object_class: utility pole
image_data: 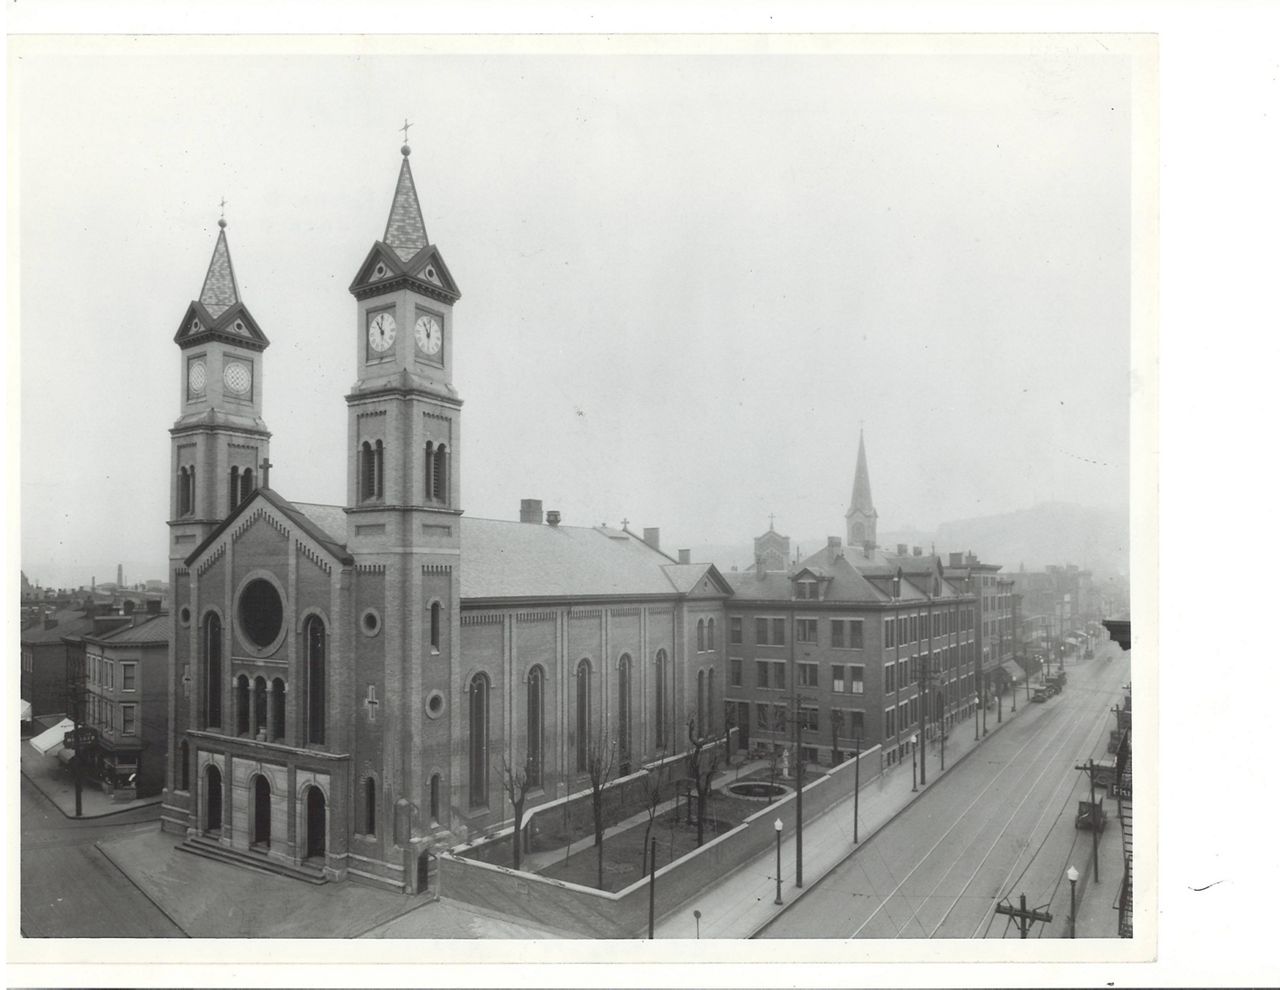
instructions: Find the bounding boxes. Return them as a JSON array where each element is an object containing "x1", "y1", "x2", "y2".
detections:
[
  {"x1": 917, "y1": 657, "x2": 933, "y2": 787},
  {"x1": 793, "y1": 693, "x2": 804, "y2": 889},
  {"x1": 995, "y1": 893, "x2": 1053, "y2": 939},
  {"x1": 853, "y1": 734, "x2": 861, "y2": 844},
  {"x1": 1075, "y1": 759, "x2": 1101, "y2": 882}
]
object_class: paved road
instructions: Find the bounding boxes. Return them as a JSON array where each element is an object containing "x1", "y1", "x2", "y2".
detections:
[
  {"x1": 20, "y1": 774, "x2": 185, "y2": 937},
  {"x1": 759, "y1": 648, "x2": 1130, "y2": 939}
]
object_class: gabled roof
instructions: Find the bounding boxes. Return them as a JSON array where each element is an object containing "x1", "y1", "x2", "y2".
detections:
[
  {"x1": 174, "y1": 225, "x2": 268, "y2": 351},
  {"x1": 660, "y1": 562, "x2": 734, "y2": 597},
  {"x1": 88, "y1": 614, "x2": 170, "y2": 647},
  {"x1": 184, "y1": 488, "x2": 354, "y2": 568},
  {"x1": 724, "y1": 569, "x2": 796, "y2": 601},
  {"x1": 459, "y1": 518, "x2": 694, "y2": 601}
]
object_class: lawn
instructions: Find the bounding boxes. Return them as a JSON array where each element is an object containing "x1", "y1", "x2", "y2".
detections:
[{"x1": 537, "y1": 790, "x2": 763, "y2": 893}]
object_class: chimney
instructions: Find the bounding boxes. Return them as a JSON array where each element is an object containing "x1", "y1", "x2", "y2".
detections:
[
  {"x1": 949, "y1": 552, "x2": 964, "y2": 568},
  {"x1": 678, "y1": 549, "x2": 692, "y2": 564},
  {"x1": 827, "y1": 536, "x2": 841, "y2": 548},
  {"x1": 117, "y1": 563, "x2": 123, "y2": 588},
  {"x1": 966, "y1": 552, "x2": 978, "y2": 565},
  {"x1": 643, "y1": 527, "x2": 661, "y2": 551},
  {"x1": 897, "y1": 543, "x2": 908, "y2": 556},
  {"x1": 913, "y1": 546, "x2": 923, "y2": 557},
  {"x1": 546, "y1": 510, "x2": 561, "y2": 527},
  {"x1": 862, "y1": 541, "x2": 874, "y2": 558},
  {"x1": 755, "y1": 556, "x2": 766, "y2": 578},
  {"x1": 519, "y1": 498, "x2": 544, "y2": 524}
]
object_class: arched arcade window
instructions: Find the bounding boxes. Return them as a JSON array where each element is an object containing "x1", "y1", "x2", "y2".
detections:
[
  {"x1": 202, "y1": 613, "x2": 223, "y2": 728},
  {"x1": 304, "y1": 615, "x2": 326, "y2": 745},
  {"x1": 468, "y1": 673, "x2": 489, "y2": 808},
  {"x1": 617, "y1": 654, "x2": 631, "y2": 767},
  {"x1": 575, "y1": 659, "x2": 591, "y2": 772},
  {"x1": 527, "y1": 666, "x2": 544, "y2": 788}
]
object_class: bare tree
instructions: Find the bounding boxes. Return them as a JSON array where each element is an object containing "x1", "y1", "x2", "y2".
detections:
[
  {"x1": 639, "y1": 748, "x2": 669, "y2": 876},
  {"x1": 499, "y1": 753, "x2": 536, "y2": 871},
  {"x1": 585, "y1": 730, "x2": 617, "y2": 889},
  {"x1": 686, "y1": 713, "x2": 722, "y2": 847}
]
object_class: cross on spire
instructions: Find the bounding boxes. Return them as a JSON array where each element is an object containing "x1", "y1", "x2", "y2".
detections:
[
  {"x1": 769, "y1": 513, "x2": 776, "y2": 531},
  {"x1": 400, "y1": 118, "x2": 413, "y2": 144},
  {"x1": 260, "y1": 457, "x2": 273, "y2": 488},
  {"x1": 219, "y1": 196, "x2": 227, "y2": 221},
  {"x1": 621, "y1": 517, "x2": 630, "y2": 529}
]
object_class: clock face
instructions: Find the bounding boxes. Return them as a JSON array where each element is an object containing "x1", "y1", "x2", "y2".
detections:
[
  {"x1": 368, "y1": 312, "x2": 397, "y2": 353},
  {"x1": 187, "y1": 360, "x2": 207, "y2": 394},
  {"x1": 415, "y1": 314, "x2": 443, "y2": 356},
  {"x1": 223, "y1": 361, "x2": 251, "y2": 395}
]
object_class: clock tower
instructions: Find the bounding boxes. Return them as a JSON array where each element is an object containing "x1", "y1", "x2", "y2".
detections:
[
  {"x1": 169, "y1": 218, "x2": 271, "y2": 567},
  {"x1": 345, "y1": 142, "x2": 463, "y2": 854}
]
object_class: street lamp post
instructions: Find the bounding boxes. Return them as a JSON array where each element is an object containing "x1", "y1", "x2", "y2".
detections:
[
  {"x1": 1012, "y1": 676, "x2": 1018, "y2": 712},
  {"x1": 773, "y1": 818, "x2": 784, "y2": 905},
  {"x1": 939, "y1": 709, "x2": 946, "y2": 772},
  {"x1": 997, "y1": 686, "x2": 1003, "y2": 724},
  {"x1": 973, "y1": 694, "x2": 980, "y2": 741},
  {"x1": 693, "y1": 909, "x2": 702, "y2": 939},
  {"x1": 1067, "y1": 866, "x2": 1079, "y2": 938},
  {"x1": 911, "y1": 733, "x2": 918, "y2": 791}
]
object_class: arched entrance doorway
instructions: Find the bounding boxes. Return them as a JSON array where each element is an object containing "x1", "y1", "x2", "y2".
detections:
[
  {"x1": 252, "y1": 775, "x2": 271, "y2": 848},
  {"x1": 205, "y1": 764, "x2": 222, "y2": 835},
  {"x1": 304, "y1": 787, "x2": 326, "y2": 860}
]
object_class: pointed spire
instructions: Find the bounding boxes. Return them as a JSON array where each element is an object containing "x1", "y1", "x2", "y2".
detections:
[
  {"x1": 849, "y1": 429, "x2": 875, "y2": 516},
  {"x1": 383, "y1": 145, "x2": 429, "y2": 261},
  {"x1": 199, "y1": 217, "x2": 240, "y2": 318}
]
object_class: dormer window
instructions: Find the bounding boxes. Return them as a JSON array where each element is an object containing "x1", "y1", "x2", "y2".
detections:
[{"x1": 795, "y1": 577, "x2": 821, "y2": 600}]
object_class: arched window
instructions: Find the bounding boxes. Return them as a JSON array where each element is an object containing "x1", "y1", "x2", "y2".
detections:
[
  {"x1": 424, "y1": 441, "x2": 434, "y2": 501},
  {"x1": 654, "y1": 649, "x2": 667, "y2": 750},
  {"x1": 429, "y1": 773, "x2": 441, "y2": 823},
  {"x1": 707, "y1": 618, "x2": 716, "y2": 651},
  {"x1": 374, "y1": 440, "x2": 384, "y2": 498},
  {"x1": 240, "y1": 467, "x2": 255, "y2": 504},
  {"x1": 178, "y1": 467, "x2": 190, "y2": 516},
  {"x1": 617, "y1": 655, "x2": 631, "y2": 767},
  {"x1": 433, "y1": 444, "x2": 448, "y2": 503},
  {"x1": 361, "y1": 441, "x2": 375, "y2": 501},
  {"x1": 363, "y1": 776, "x2": 377, "y2": 836},
  {"x1": 697, "y1": 619, "x2": 705, "y2": 652},
  {"x1": 430, "y1": 602, "x2": 441, "y2": 653},
  {"x1": 234, "y1": 675, "x2": 250, "y2": 735},
  {"x1": 697, "y1": 669, "x2": 706, "y2": 736},
  {"x1": 468, "y1": 674, "x2": 489, "y2": 808},
  {"x1": 179, "y1": 740, "x2": 190, "y2": 791},
  {"x1": 270, "y1": 678, "x2": 285, "y2": 741},
  {"x1": 229, "y1": 466, "x2": 240, "y2": 509},
  {"x1": 304, "y1": 615, "x2": 326, "y2": 745},
  {"x1": 205, "y1": 764, "x2": 223, "y2": 835},
  {"x1": 707, "y1": 668, "x2": 717, "y2": 734},
  {"x1": 203, "y1": 613, "x2": 222, "y2": 728},
  {"x1": 253, "y1": 676, "x2": 267, "y2": 737},
  {"x1": 527, "y1": 666, "x2": 544, "y2": 788},
  {"x1": 252, "y1": 774, "x2": 271, "y2": 847},
  {"x1": 575, "y1": 659, "x2": 591, "y2": 772}
]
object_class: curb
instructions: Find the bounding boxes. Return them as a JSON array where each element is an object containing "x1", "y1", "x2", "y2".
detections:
[
  {"x1": 20, "y1": 766, "x2": 163, "y2": 821},
  {"x1": 748, "y1": 704, "x2": 1023, "y2": 938},
  {"x1": 93, "y1": 838, "x2": 191, "y2": 937}
]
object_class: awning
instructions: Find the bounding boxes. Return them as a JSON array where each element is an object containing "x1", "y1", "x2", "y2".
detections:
[
  {"x1": 1000, "y1": 661, "x2": 1024, "y2": 682},
  {"x1": 20, "y1": 699, "x2": 32, "y2": 722},
  {"x1": 28, "y1": 718, "x2": 74, "y2": 755}
]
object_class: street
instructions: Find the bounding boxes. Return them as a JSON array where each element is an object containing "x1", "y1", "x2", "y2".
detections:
[
  {"x1": 19, "y1": 774, "x2": 185, "y2": 937},
  {"x1": 758, "y1": 647, "x2": 1130, "y2": 938}
]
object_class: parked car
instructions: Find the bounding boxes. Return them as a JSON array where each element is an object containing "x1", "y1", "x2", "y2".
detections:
[{"x1": 1031, "y1": 686, "x2": 1049, "y2": 703}]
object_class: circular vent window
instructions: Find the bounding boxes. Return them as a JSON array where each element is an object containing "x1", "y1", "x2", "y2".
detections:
[
  {"x1": 426, "y1": 691, "x2": 445, "y2": 719},
  {"x1": 239, "y1": 578, "x2": 283, "y2": 648}
]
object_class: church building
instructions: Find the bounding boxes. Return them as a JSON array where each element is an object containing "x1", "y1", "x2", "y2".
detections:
[{"x1": 160, "y1": 147, "x2": 731, "y2": 892}]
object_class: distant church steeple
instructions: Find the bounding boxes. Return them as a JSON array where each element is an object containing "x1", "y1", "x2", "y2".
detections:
[{"x1": 845, "y1": 429, "x2": 877, "y2": 548}]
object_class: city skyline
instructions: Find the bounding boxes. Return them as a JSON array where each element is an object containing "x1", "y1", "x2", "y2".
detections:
[{"x1": 17, "y1": 39, "x2": 1135, "y2": 590}]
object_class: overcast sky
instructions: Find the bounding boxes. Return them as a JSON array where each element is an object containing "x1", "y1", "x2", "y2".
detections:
[{"x1": 16, "y1": 37, "x2": 1135, "y2": 588}]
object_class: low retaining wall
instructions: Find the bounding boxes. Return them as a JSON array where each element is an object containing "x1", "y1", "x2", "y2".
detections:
[{"x1": 439, "y1": 743, "x2": 881, "y2": 938}]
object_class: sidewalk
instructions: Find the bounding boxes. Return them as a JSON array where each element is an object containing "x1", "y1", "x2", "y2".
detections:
[
  {"x1": 654, "y1": 702, "x2": 1022, "y2": 939},
  {"x1": 96, "y1": 825, "x2": 573, "y2": 938},
  {"x1": 20, "y1": 737, "x2": 162, "y2": 819}
]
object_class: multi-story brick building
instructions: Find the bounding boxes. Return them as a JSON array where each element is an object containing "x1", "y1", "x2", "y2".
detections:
[{"x1": 723, "y1": 438, "x2": 978, "y2": 770}]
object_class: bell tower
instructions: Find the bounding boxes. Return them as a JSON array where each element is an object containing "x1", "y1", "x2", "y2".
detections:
[
  {"x1": 345, "y1": 139, "x2": 463, "y2": 855},
  {"x1": 346, "y1": 142, "x2": 463, "y2": 542},
  {"x1": 169, "y1": 216, "x2": 271, "y2": 566}
]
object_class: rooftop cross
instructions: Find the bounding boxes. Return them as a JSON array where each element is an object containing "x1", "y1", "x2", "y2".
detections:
[
  {"x1": 260, "y1": 457, "x2": 273, "y2": 488},
  {"x1": 621, "y1": 518, "x2": 630, "y2": 529},
  {"x1": 769, "y1": 513, "x2": 775, "y2": 531},
  {"x1": 400, "y1": 118, "x2": 413, "y2": 144}
]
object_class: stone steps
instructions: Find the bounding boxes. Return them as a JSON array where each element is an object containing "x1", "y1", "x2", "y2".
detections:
[{"x1": 179, "y1": 835, "x2": 328, "y2": 885}]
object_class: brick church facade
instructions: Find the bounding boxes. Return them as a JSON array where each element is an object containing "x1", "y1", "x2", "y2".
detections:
[{"x1": 160, "y1": 147, "x2": 731, "y2": 891}]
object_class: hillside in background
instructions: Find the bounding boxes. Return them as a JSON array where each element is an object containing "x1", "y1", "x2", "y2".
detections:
[{"x1": 696, "y1": 502, "x2": 1129, "y2": 579}]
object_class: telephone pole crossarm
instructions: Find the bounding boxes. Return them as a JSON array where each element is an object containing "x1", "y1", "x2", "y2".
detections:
[{"x1": 995, "y1": 893, "x2": 1053, "y2": 938}]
